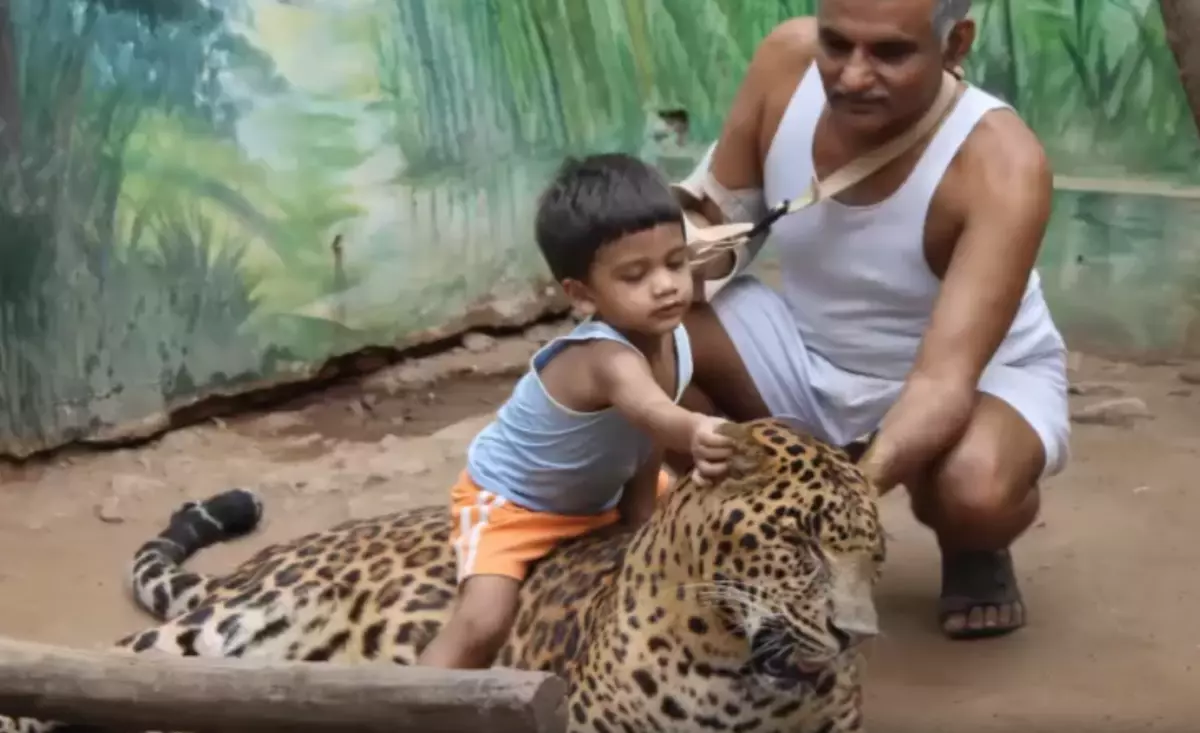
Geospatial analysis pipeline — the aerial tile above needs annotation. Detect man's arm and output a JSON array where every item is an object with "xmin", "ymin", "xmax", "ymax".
[
  {"xmin": 862, "ymin": 114, "xmax": 1054, "ymax": 490},
  {"xmin": 672, "ymin": 19, "xmax": 817, "ymax": 290}
]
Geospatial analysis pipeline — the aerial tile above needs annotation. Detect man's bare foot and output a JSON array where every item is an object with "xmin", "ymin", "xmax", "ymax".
[{"xmin": 938, "ymin": 548, "xmax": 1026, "ymax": 640}]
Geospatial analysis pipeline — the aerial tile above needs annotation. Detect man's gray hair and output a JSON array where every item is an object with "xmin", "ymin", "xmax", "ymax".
[{"xmin": 933, "ymin": 0, "xmax": 971, "ymax": 43}]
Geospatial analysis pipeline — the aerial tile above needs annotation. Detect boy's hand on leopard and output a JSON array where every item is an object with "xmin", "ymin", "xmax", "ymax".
[{"xmin": 689, "ymin": 415, "xmax": 735, "ymax": 486}]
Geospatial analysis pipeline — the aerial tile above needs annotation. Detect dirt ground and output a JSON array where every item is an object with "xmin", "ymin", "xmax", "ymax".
[{"xmin": 1, "ymin": 318, "xmax": 1198, "ymax": 731}]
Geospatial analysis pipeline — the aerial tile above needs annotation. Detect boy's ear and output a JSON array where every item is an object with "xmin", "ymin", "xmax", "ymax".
[{"xmin": 561, "ymin": 278, "xmax": 597, "ymax": 317}]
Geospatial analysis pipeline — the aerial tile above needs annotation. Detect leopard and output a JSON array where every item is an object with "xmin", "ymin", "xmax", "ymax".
[{"xmin": 0, "ymin": 416, "xmax": 886, "ymax": 733}]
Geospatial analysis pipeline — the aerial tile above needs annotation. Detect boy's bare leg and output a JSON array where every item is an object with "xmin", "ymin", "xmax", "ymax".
[{"xmin": 417, "ymin": 574, "xmax": 521, "ymax": 668}]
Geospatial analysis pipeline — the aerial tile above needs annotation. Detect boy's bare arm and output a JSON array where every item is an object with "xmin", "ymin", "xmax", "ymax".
[
  {"xmin": 588, "ymin": 341, "xmax": 704, "ymax": 454},
  {"xmin": 588, "ymin": 341, "xmax": 736, "ymax": 481},
  {"xmin": 673, "ymin": 19, "xmax": 817, "ymax": 287}
]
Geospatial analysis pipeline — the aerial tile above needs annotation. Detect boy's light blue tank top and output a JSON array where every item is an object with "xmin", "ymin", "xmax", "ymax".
[{"xmin": 465, "ymin": 319, "xmax": 694, "ymax": 515}]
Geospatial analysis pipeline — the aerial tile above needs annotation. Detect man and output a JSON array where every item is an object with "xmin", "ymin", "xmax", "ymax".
[{"xmin": 669, "ymin": 0, "xmax": 1070, "ymax": 640}]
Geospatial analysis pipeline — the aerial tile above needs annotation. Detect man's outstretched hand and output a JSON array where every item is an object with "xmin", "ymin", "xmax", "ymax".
[{"xmin": 858, "ymin": 377, "xmax": 976, "ymax": 493}]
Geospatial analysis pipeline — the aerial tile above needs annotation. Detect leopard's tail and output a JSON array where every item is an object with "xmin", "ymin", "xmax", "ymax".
[{"xmin": 128, "ymin": 488, "xmax": 263, "ymax": 622}]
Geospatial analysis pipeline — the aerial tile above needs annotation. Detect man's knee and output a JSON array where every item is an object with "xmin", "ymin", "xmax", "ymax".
[
  {"xmin": 912, "ymin": 402, "xmax": 1045, "ymax": 549},
  {"xmin": 931, "ymin": 441, "xmax": 1037, "ymax": 530}
]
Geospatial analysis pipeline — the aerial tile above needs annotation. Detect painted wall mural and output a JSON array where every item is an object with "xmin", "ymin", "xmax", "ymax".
[{"xmin": 0, "ymin": 0, "xmax": 1196, "ymax": 456}]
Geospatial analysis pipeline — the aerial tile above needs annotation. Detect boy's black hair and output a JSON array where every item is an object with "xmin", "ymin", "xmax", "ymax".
[{"xmin": 534, "ymin": 152, "xmax": 684, "ymax": 282}]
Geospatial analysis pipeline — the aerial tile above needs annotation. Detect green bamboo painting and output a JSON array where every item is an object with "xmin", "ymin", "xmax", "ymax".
[{"xmin": 0, "ymin": 0, "xmax": 1196, "ymax": 455}]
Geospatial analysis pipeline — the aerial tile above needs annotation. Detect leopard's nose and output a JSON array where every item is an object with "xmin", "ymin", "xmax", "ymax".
[{"xmin": 827, "ymin": 618, "xmax": 875, "ymax": 650}]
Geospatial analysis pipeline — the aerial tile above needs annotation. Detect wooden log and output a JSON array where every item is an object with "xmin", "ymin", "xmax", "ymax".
[{"xmin": 0, "ymin": 636, "xmax": 567, "ymax": 733}]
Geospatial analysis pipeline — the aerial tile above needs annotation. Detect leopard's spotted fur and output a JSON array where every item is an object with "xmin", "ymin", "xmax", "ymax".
[{"xmin": 0, "ymin": 417, "xmax": 885, "ymax": 733}]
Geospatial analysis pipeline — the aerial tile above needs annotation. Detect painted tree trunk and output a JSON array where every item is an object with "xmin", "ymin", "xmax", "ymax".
[{"xmin": 1159, "ymin": 0, "xmax": 1200, "ymax": 135}]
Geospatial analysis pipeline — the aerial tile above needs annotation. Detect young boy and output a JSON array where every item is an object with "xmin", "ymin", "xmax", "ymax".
[{"xmin": 416, "ymin": 153, "xmax": 735, "ymax": 669}]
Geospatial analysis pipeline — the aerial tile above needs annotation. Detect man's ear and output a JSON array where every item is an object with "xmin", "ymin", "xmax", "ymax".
[
  {"xmin": 943, "ymin": 19, "xmax": 976, "ymax": 74},
  {"xmin": 561, "ymin": 278, "xmax": 597, "ymax": 318}
]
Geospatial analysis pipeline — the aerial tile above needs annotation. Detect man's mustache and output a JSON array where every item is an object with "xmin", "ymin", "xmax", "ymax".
[{"xmin": 829, "ymin": 90, "xmax": 887, "ymax": 105}]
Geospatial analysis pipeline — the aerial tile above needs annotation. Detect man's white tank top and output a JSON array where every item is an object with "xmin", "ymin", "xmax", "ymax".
[{"xmin": 762, "ymin": 63, "xmax": 1065, "ymax": 382}]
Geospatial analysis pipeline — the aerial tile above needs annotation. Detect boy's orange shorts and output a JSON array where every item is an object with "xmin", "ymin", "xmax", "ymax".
[{"xmin": 449, "ymin": 469, "xmax": 674, "ymax": 584}]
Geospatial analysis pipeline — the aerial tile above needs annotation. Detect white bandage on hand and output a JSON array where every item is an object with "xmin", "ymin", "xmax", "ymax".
[
  {"xmin": 699, "ymin": 172, "xmax": 767, "ymax": 225},
  {"xmin": 670, "ymin": 141, "xmax": 718, "ymax": 208},
  {"xmin": 670, "ymin": 142, "xmax": 767, "ymax": 225},
  {"xmin": 670, "ymin": 143, "xmax": 769, "ymax": 301}
]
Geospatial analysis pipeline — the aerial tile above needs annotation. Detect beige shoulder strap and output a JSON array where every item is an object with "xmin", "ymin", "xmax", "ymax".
[{"xmin": 689, "ymin": 68, "xmax": 965, "ymax": 261}]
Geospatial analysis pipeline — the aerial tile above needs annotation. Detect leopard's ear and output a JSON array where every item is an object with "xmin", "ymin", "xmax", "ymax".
[
  {"xmin": 714, "ymin": 420, "xmax": 751, "ymax": 442},
  {"xmin": 713, "ymin": 420, "xmax": 769, "ymax": 484}
]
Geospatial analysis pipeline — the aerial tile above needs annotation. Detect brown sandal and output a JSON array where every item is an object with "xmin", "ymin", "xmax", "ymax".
[{"xmin": 938, "ymin": 549, "xmax": 1027, "ymax": 640}]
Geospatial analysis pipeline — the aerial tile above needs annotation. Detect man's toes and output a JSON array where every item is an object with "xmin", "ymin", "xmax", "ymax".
[
  {"xmin": 945, "ymin": 602, "xmax": 1027, "ymax": 635},
  {"xmin": 963, "ymin": 603, "xmax": 1026, "ymax": 632},
  {"xmin": 991, "ymin": 604, "xmax": 1008, "ymax": 628},
  {"xmin": 942, "ymin": 611, "xmax": 968, "ymax": 635},
  {"xmin": 996, "ymin": 602, "xmax": 1018, "ymax": 629},
  {"xmin": 991, "ymin": 602, "xmax": 1025, "ymax": 630}
]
